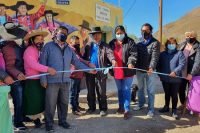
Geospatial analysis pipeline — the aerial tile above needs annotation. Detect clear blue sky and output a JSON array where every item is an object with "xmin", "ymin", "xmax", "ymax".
[{"xmin": 104, "ymin": 0, "xmax": 200, "ymax": 37}]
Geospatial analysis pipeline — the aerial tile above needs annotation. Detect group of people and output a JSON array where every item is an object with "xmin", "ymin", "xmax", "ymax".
[{"xmin": 0, "ymin": 1, "xmax": 200, "ymax": 133}]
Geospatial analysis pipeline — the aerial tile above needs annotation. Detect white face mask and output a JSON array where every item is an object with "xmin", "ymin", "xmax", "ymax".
[
  {"xmin": 116, "ymin": 34, "xmax": 125, "ymax": 41},
  {"xmin": 14, "ymin": 39, "xmax": 23, "ymax": 46}
]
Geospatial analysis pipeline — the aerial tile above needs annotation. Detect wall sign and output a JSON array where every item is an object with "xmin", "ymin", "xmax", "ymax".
[
  {"xmin": 56, "ymin": 0, "xmax": 70, "ymax": 5},
  {"xmin": 96, "ymin": 4, "xmax": 110, "ymax": 23}
]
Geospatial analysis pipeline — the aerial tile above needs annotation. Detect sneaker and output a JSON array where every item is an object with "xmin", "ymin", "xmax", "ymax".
[
  {"xmin": 46, "ymin": 126, "xmax": 54, "ymax": 132},
  {"xmin": 14, "ymin": 123, "xmax": 27, "ymax": 131},
  {"xmin": 159, "ymin": 106, "xmax": 169, "ymax": 113},
  {"xmin": 33, "ymin": 118, "xmax": 42, "ymax": 128},
  {"xmin": 124, "ymin": 112, "xmax": 131, "ymax": 120},
  {"xmin": 78, "ymin": 106, "xmax": 86, "ymax": 111},
  {"xmin": 58, "ymin": 122, "xmax": 71, "ymax": 129},
  {"xmin": 116, "ymin": 108, "xmax": 125, "ymax": 114},
  {"xmin": 172, "ymin": 109, "xmax": 179, "ymax": 119},
  {"xmin": 100, "ymin": 111, "xmax": 107, "ymax": 117},
  {"xmin": 72, "ymin": 110, "xmax": 84, "ymax": 116},
  {"xmin": 147, "ymin": 111, "xmax": 154, "ymax": 117},
  {"xmin": 133, "ymin": 105, "xmax": 143, "ymax": 111}
]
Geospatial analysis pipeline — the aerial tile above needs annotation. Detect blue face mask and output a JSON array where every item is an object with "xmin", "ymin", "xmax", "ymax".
[
  {"xmin": 167, "ymin": 44, "xmax": 176, "ymax": 50},
  {"xmin": 57, "ymin": 33, "xmax": 67, "ymax": 42},
  {"xmin": 116, "ymin": 34, "xmax": 125, "ymax": 41}
]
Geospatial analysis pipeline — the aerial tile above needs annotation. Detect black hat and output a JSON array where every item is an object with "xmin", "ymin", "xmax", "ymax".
[
  {"xmin": 0, "ymin": 3, "xmax": 9, "ymax": 9},
  {"xmin": 10, "ymin": 1, "xmax": 34, "ymax": 11},
  {"xmin": 79, "ymin": 20, "xmax": 91, "ymax": 31},
  {"xmin": 44, "ymin": 10, "xmax": 59, "ymax": 17},
  {"xmin": 89, "ymin": 27, "xmax": 102, "ymax": 34}
]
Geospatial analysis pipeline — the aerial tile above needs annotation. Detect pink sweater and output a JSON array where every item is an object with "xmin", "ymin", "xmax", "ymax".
[{"xmin": 23, "ymin": 46, "xmax": 48, "ymax": 79}]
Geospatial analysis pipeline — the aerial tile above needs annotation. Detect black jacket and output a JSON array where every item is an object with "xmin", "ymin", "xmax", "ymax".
[
  {"xmin": 109, "ymin": 37, "xmax": 137, "ymax": 77},
  {"xmin": 136, "ymin": 37, "xmax": 160, "ymax": 71},
  {"xmin": 179, "ymin": 40, "xmax": 200, "ymax": 76},
  {"xmin": 83, "ymin": 41, "xmax": 115, "ymax": 79}
]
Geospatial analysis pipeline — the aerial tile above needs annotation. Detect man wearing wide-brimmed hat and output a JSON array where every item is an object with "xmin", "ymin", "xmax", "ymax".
[
  {"xmin": 23, "ymin": 30, "xmax": 57, "ymax": 128},
  {"xmin": 1, "ymin": 22, "xmax": 28, "ymax": 131},
  {"xmin": 83, "ymin": 26, "xmax": 116, "ymax": 116},
  {"xmin": 0, "ymin": 3, "xmax": 12, "ymax": 25},
  {"xmin": 10, "ymin": 0, "xmax": 47, "ymax": 31}
]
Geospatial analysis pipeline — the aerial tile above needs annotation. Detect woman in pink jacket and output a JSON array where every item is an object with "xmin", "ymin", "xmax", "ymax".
[{"xmin": 23, "ymin": 30, "xmax": 56, "ymax": 128}]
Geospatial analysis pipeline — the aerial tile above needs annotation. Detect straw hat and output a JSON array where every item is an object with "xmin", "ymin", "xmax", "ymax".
[{"xmin": 24, "ymin": 30, "xmax": 49, "ymax": 41}]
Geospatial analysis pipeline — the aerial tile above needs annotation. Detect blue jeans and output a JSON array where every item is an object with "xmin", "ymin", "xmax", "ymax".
[
  {"xmin": 70, "ymin": 78, "xmax": 81, "ymax": 111},
  {"xmin": 136, "ymin": 71, "xmax": 157, "ymax": 112},
  {"xmin": 10, "ymin": 81, "xmax": 24, "ymax": 125},
  {"xmin": 115, "ymin": 77, "xmax": 133, "ymax": 112}
]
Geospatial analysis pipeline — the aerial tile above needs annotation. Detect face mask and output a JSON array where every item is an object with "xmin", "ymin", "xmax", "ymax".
[
  {"xmin": 167, "ymin": 44, "xmax": 176, "ymax": 50},
  {"xmin": 56, "ymin": 33, "xmax": 67, "ymax": 42},
  {"xmin": 34, "ymin": 42, "xmax": 44, "ymax": 50},
  {"xmin": 116, "ymin": 34, "xmax": 125, "ymax": 41},
  {"xmin": 142, "ymin": 31, "xmax": 151, "ymax": 40},
  {"xmin": 186, "ymin": 38, "xmax": 196, "ymax": 44}
]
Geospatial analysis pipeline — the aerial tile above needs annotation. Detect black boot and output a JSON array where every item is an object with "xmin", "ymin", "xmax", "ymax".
[
  {"xmin": 159, "ymin": 106, "xmax": 169, "ymax": 113},
  {"xmin": 33, "ymin": 118, "xmax": 42, "ymax": 128}
]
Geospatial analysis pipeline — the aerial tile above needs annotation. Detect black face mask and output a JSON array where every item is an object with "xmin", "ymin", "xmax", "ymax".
[
  {"xmin": 186, "ymin": 38, "xmax": 196, "ymax": 44},
  {"xmin": 74, "ymin": 44, "xmax": 80, "ymax": 53},
  {"xmin": 142, "ymin": 31, "xmax": 152, "ymax": 40},
  {"xmin": 34, "ymin": 42, "xmax": 44, "ymax": 50}
]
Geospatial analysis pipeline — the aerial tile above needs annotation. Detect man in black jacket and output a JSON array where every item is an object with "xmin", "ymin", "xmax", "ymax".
[
  {"xmin": 133, "ymin": 23, "xmax": 160, "ymax": 117},
  {"xmin": 83, "ymin": 27, "xmax": 116, "ymax": 116}
]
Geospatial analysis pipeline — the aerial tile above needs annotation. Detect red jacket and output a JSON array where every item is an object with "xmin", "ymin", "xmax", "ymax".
[{"xmin": 2, "ymin": 41, "xmax": 25, "ymax": 79}]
